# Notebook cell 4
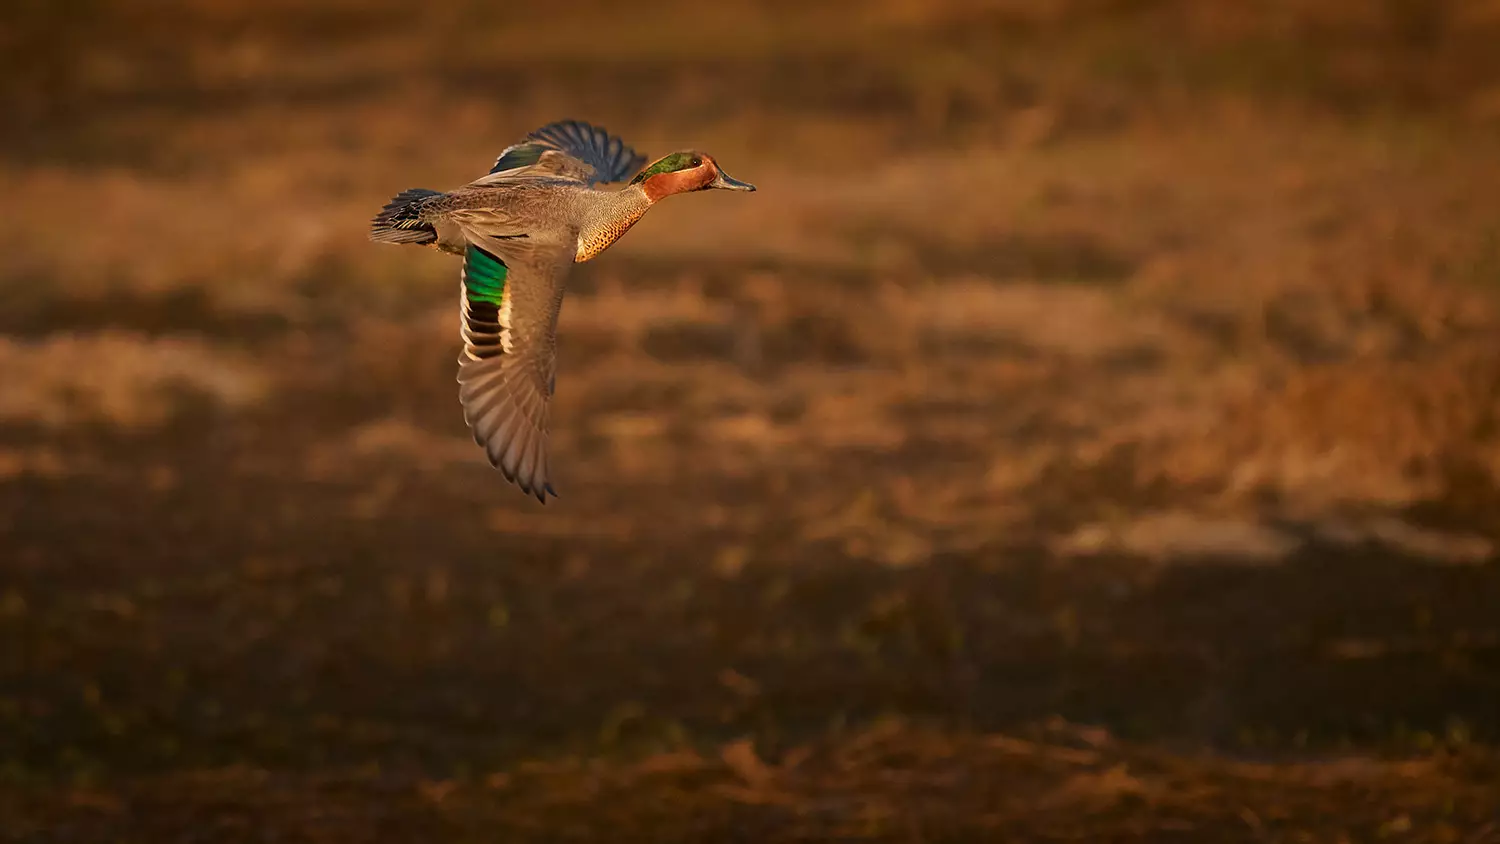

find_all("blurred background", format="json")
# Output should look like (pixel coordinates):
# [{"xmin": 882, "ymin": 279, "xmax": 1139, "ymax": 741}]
[{"xmin": 4, "ymin": 0, "xmax": 1500, "ymax": 840}]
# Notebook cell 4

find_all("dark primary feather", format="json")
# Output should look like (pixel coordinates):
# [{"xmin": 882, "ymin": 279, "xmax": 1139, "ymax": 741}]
[{"xmin": 489, "ymin": 120, "xmax": 646, "ymax": 185}]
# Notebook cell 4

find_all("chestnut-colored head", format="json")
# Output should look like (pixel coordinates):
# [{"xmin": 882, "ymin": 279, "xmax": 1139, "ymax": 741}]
[{"xmin": 629, "ymin": 151, "xmax": 756, "ymax": 202}]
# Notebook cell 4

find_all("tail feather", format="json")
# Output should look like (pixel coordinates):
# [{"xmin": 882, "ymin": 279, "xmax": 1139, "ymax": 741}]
[{"xmin": 370, "ymin": 188, "xmax": 442, "ymax": 245}]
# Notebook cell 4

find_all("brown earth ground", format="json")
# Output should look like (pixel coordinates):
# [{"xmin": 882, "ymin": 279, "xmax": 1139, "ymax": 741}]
[{"xmin": 4, "ymin": 1, "xmax": 1500, "ymax": 841}]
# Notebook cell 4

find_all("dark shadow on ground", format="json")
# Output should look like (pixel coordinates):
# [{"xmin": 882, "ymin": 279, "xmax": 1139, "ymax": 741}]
[{"xmin": 3, "ymin": 408, "xmax": 1497, "ymax": 784}]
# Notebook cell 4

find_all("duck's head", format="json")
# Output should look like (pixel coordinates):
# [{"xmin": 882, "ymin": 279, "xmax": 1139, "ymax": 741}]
[{"xmin": 630, "ymin": 151, "xmax": 756, "ymax": 201}]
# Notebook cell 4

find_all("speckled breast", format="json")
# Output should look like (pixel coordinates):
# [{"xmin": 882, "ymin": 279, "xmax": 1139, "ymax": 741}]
[{"xmin": 574, "ymin": 206, "xmax": 650, "ymax": 263}]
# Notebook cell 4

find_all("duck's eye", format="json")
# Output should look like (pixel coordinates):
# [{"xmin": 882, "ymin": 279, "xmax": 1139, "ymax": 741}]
[{"xmin": 690, "ymin": 157, "xmax": 702, "ymax": 167}]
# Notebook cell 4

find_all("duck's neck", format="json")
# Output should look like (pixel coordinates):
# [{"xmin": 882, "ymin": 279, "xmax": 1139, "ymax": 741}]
[{"xmin": 574, "ymin": 184, "xmax": 657, "ymax": 263}]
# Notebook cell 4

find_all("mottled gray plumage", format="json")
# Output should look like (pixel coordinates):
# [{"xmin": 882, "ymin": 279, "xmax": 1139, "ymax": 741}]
[{"xmin": 369, "ymin": 120, "xmax": 755, "ymax": 502}]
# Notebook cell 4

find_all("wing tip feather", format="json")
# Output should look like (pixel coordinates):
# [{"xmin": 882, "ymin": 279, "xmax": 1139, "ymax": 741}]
[{"xmin": 460, "ymin": 359, "xmax": 558, "ymax": 503}]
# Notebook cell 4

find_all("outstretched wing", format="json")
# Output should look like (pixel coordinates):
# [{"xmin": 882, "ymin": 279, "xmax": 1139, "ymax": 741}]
[
  {"xmin": 480, "ymin": 120, "xmax": 646, "ymax": 186},
  {"xmin": 455, "ymin": 236, "xmax": 573, "ymax": 502}
]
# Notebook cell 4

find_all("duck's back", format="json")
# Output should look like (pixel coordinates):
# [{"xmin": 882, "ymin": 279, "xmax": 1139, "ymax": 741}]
[{"xmin": 420, "ymin": 178, "xmax": 599, "ymax": 253}]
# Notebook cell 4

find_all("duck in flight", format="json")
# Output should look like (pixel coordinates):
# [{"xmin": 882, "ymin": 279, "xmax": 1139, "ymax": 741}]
[{"xmin": 369, "ymin": 120, "xmax": 756, "ymax": 502}]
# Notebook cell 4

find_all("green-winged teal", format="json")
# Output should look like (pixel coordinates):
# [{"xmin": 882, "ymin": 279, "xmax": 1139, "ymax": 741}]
[{"xmin": 369, "ymin": 120, "xmax": 755, "ymax": 502}]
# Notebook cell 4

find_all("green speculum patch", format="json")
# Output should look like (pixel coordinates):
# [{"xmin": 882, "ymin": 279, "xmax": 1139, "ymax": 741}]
[
  {"xmin": 490, "ymin": 143, "xmax": 547, "ymax": 174},
  {"xmin": 463, "ymin": 245, "xmax": 508, "ymax": 358},
  {"xmin": 464, "ymin": 245, "xmax": 508, "ymax": 305}
]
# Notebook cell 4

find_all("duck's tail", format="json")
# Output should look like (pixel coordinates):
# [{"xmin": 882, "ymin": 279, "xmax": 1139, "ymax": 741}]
[{"xmin": 369, "ymin": 188, "xmax": 443, "ymax": 245}]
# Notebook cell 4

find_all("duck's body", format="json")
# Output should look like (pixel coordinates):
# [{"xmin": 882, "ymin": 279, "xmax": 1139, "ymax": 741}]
[
  {"xmin": 369, "ymin": 120, "xmax": 755, "ymax": 502},
  {"xmin": 403, "ymin": 177, "xmax": 655, "ymax": 262}
]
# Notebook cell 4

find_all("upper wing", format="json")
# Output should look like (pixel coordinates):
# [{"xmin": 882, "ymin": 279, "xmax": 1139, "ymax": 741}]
[
  {"xmin": 477, "ymin": 120, "xmax": 646, "ymax": 187},
  {"xmin": 454, "ymin": 234, "xmax": 573, "ymax": 502}
]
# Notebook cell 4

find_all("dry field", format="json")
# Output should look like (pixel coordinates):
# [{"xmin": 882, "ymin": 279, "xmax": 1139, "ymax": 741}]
[{"xmin": 4, "ymin": 1, "xmax": 1500, "ymax": 840}]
